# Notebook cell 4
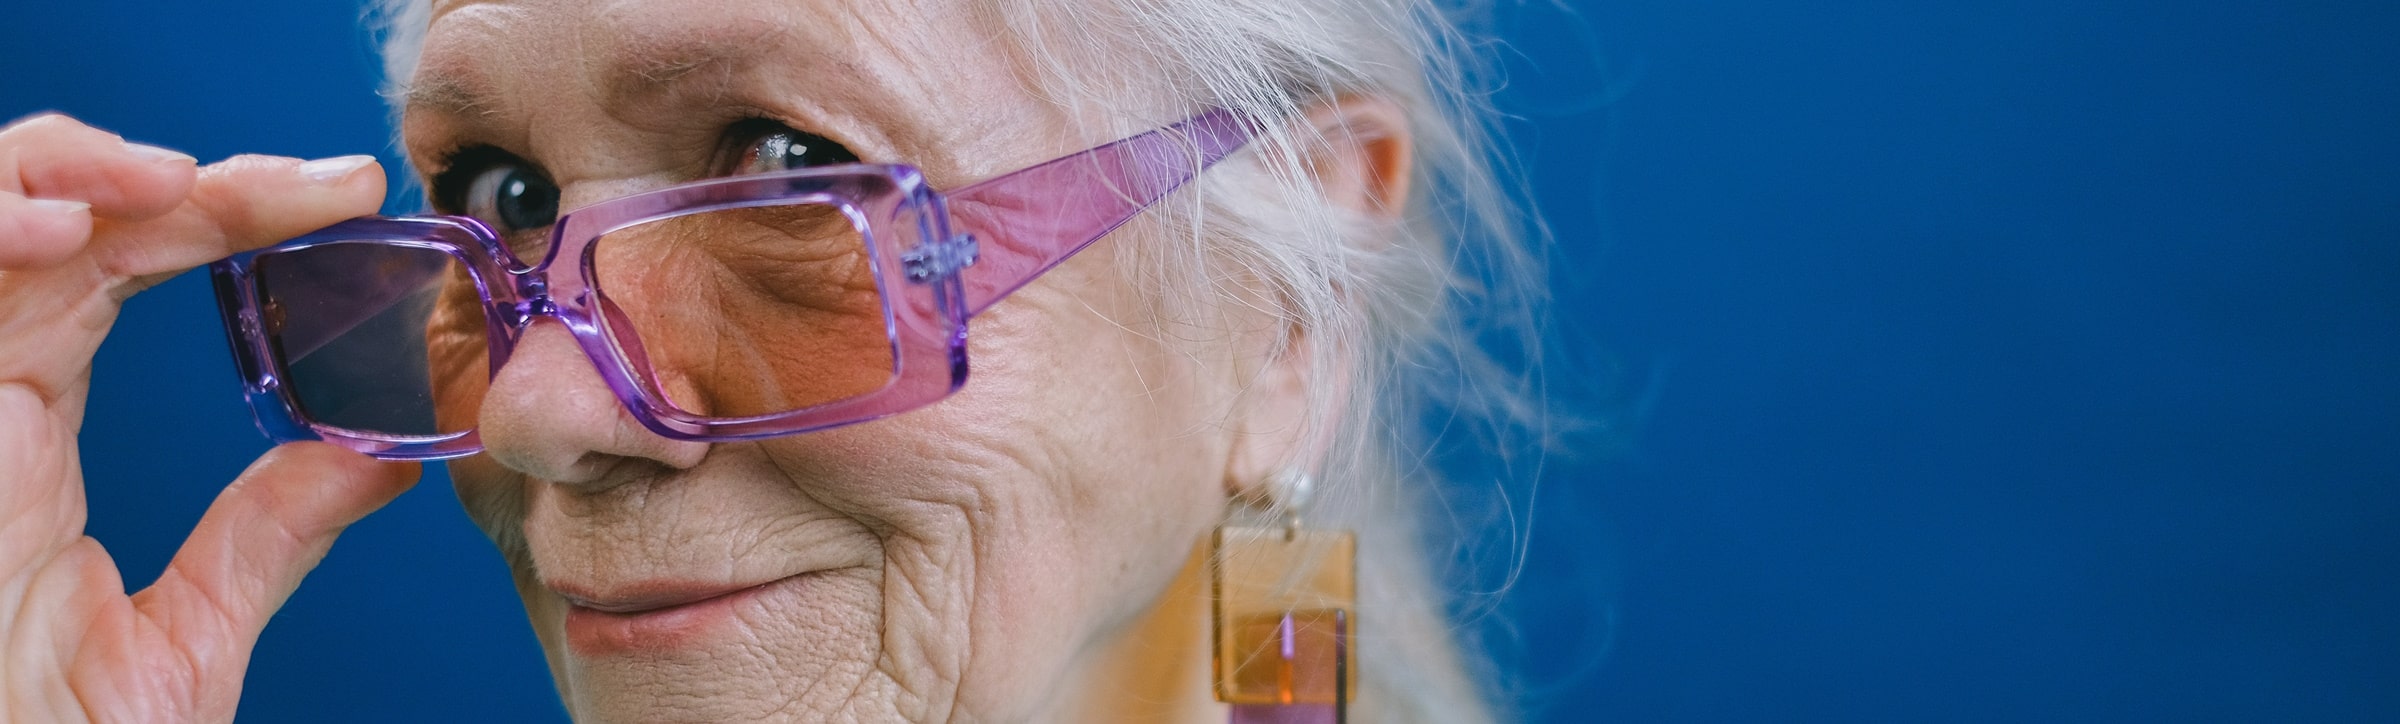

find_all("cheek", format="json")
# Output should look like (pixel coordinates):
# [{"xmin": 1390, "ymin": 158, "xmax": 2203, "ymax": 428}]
[
  {"xmin": 592, "ymin": 209, "xmax": 894, "ymax": 418},
  {"xmin": 428, "ymin": 273, "xmax": 491, "ymax": 431},
  {"xmin": 783, "ymin": 248, "xmax": 1234, "ymax": 714},
  {"xmin": 423, "ymin": 283, "xmax": 523, "ymax": 541}
]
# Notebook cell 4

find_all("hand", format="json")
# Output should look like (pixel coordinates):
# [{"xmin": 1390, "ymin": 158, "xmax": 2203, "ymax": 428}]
[{"xmin": 0, "ymin": 113, "xmax": 420, "ymax": 722}]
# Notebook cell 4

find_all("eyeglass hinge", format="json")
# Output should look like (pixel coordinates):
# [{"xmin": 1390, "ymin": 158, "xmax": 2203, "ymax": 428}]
[{"xmin": 903, "ymin": 233, "xmax": 980, "ymax": 283}]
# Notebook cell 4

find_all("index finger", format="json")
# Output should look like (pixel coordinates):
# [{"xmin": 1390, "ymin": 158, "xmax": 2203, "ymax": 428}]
[
  {"xmin": 94, "ymin": 153, "xmax": 387, "ymax": 291},
  {"xmin": 0, "ymin": 113, "xmax": 201, "ymax": 221}
]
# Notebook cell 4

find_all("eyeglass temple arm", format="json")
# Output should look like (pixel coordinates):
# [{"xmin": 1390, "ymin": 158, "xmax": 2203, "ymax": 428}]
[{"xmin": 943, "ymin": 107, "xmax": 1259, "ymax": 317}]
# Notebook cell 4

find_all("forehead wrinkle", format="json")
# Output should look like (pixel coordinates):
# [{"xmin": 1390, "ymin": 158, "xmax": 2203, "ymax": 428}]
[
  {"xmin": 405, "ymin": 0, "xmax": 545, "ymax": 153},
  {"xmin": 409, "ymin": 0, "xmax": 1009, "ymax": 184},
  {"xmin": 586, "ymin": 10, "xmax": 791, "ymax": 118}
]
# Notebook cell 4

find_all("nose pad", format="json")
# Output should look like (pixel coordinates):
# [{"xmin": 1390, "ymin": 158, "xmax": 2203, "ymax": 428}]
[{"xmin": 476, "ymin": 319, "xmax": 709, "ymax": 488}]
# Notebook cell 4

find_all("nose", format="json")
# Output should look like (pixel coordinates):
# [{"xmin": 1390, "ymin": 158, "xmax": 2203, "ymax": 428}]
[{"xmin": 477, "ymin": 319, "xmax": 709, "ymax": 487}]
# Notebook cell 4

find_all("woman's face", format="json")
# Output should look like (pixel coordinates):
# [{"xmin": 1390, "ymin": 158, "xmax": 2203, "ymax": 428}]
[{"xmin": 403, "ymin": 0, "xmax": 1268, "ymax": 720}]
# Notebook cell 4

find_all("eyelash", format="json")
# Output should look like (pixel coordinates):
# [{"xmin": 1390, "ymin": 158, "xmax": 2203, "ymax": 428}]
[
  {"xmin": 426, "ymin": 145, "xmax": 523, "ymax": 215},
  {"xmin": 719, "ymin": 118, "xmax": 860, "ymax": 173},
  {"xmin": 423, "ymin": 119, "xmax": 849, "ymax": 215}
]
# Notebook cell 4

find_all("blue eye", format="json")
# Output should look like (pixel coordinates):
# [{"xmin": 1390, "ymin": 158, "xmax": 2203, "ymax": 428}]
[
  {"xmin": 463, "ymin": 163, "xmax": 560, "ymax": 233},
  {"xmin": 738, "ymin": 124, "xmax": 859, "ymax": 174}
]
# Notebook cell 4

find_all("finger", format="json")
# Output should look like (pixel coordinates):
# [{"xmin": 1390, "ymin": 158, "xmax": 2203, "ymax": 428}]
[
  {"xmin": 0, "ymin": 383, "xmax": 79, "ymax": 571},
  {"xmin": 0, "ymin": 191, "xmax": 94, "ymax": 269},
  {"xmin": 95, "ymin": 153, "xmax": 385, "ymax": 288},
  {"xmin": 130, "ymin": 442, "xmax": 418, "ymax": 701},
  {"xmin": 0, "ymin": 113, "xmax": 198, "ymax": 220}
]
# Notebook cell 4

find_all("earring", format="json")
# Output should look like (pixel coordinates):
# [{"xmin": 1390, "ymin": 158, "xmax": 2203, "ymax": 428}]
[{"xmin": 1211, "ymin": 471, "xmax": 1357, "ymax": 724}]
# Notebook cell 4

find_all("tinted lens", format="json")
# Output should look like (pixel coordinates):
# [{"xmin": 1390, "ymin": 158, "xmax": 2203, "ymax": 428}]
[
  {"xmin": 592, "ymin": 201, "xmax": 898, "ymax": 420},
  {"xmin": 252, "ymin": 242, "xmax": 487, "ymax": 437}
]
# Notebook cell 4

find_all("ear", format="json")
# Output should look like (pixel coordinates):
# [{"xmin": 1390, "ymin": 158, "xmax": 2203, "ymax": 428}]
[
  {"xmin": 1223, "ymin": 331, "xmax": 1344, "ymax": 500},
  {"xmin": 1301, "ymin": 94, "xmax": 1414, "ymax": 220},
  {"xmin": 1221, "ymin": 95, "xmax": 1411, "ymax": 497}
]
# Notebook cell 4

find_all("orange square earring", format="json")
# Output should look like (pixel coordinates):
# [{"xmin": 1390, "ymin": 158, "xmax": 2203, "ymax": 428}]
[{"xmin": 1212, "ymin": 471, "xmax": 1356, "ymax": 724}]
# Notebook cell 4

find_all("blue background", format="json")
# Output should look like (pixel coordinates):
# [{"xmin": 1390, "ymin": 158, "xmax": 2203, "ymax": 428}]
[{"xmin": 5, "ymin": 1, "xmax": 2396, "ymax": 721}]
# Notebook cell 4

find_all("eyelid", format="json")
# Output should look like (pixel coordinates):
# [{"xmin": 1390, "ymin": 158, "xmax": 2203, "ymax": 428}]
[
  {"xmin": 427, "ymin": 145, "xmax": 537, "ymax": 214},
  {"xmin": 425, "ymin": 120, "xmax": 852, "ymax": 205},
  {"xmin": 717, "ymin": 118, "xmax": 790, "ymax": 175},
  {"xmin": 718, "ymin": 118, "xmax": 858, "ymax": 176}
]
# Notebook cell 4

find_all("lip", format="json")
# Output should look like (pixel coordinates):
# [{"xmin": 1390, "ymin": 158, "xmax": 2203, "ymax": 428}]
[
  {"xmin": 555, "ymin": 574, "xmax": 809, "ymax": 655},
  {"xmin": 556, "ymin": 579, "xmax": 780, "ymax": 614}
]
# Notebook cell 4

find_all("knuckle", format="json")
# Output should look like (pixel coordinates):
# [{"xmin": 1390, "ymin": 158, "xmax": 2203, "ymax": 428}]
[
  {"xmin": 187, "ymin": 179, "xmax": 265, "ymax": 239},
  {"xmin": 5, "ymin": 111, "xmax": 71, "ymax": 132},
  {"xmin": 3, "ymin": 112, "xmax": 112, "ymax": 144}
]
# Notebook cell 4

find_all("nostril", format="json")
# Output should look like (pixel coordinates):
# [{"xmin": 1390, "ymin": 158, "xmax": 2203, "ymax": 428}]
[
  {"xmin": 489, "ymin": 448, "xmax": 626, "ymax": 490},
  {"xmin": 496, "ymin": 447, "xmax": 699, "ymax": 494}
]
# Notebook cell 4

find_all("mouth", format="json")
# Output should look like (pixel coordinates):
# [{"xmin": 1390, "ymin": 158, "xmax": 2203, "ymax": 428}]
[
  {"xmin": 557, "ymin": 579, "xmax": 786, "ymax": 614},
  {"xmin": 552, "ymin": 574, "xmax": 814, "ymax": 655}
]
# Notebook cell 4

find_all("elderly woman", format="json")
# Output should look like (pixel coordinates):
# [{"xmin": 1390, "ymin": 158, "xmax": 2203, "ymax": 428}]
[{"xmin": 0, "ymin": 0, "xmax": 1541, "ymax": 720}]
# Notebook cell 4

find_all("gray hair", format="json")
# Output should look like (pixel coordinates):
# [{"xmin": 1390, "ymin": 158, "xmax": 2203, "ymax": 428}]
[{"xmin": 372, "ymin": 0, "xmax": 1546, "ymax": 721}]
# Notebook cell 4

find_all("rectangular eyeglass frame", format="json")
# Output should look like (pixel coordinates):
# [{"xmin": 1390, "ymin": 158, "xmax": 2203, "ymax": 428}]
[{"xmin": 209, "ymin": 108, "xmax": 1259, "ymax": 460}]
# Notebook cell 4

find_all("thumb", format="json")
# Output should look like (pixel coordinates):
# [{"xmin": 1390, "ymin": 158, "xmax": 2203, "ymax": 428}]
[{"xmin": 127, "ymin": 442, "xmax": 419, "ymax": 716}]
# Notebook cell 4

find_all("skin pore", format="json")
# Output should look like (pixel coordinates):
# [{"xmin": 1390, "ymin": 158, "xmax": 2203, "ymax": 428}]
[{"xmin": 402, "ymin": 0, "xmax": 1410, "ymax": 721}]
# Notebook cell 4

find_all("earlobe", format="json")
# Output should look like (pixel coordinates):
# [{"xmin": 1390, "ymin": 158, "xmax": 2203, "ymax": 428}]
[
  {"xmin": 1218, "ymin": 97, "xmax": 1402, "ymax": 498},
  {"xmin": 1224, "ymin": 333, "xmax": 1315, "ymax": 498},
  {"xmin": 1301, "ymin": 95, "xmax": 1415, "ymax": 219},
  {"xmin": 1222, "ymin": 332, "xmax": 1353, "ymax": 502}
]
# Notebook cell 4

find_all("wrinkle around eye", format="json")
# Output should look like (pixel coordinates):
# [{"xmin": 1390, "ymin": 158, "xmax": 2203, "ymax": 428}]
[
  {"xmin": 426, "ymin": 266, "xmax": 494, "ymax": 435},
  {"xmin": 605, "ymin": 204, "xmax": 879, "ymax": 310}
]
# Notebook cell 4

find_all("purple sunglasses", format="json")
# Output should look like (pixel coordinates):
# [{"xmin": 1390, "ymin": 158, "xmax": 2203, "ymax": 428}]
[{"xmin": 210, "ymin": 108, "xmax": 1259, "ymax": 460}]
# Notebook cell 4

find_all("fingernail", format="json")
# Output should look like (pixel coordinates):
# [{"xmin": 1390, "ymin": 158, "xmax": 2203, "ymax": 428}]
[
  {"xmin": 298, "ymin": 154, "xmax": 378, "ymax": 184},
  {"xmin": 29, "ymin": 198, "xmax": 91, "ymax": 215},
  {"xmin": 123, "ymin": 141, "xmax": 197, "ymax": 165}
]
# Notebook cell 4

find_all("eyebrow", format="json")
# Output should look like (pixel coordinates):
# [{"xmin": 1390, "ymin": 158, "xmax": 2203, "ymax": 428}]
[{"xmin": 403, "ymin": 72, "xmax": 495, "ymax": 118}]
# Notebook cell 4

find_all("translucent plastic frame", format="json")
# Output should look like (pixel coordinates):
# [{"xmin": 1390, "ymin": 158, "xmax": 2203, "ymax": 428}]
[{"xmin": 211, "ymin": 108, "xmax": 1258, "ymax": 460}]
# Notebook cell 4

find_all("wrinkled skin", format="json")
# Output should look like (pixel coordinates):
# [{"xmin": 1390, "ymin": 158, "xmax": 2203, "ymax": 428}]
[
  {"xmin": 0, "ymin": 0, "xmax": 1410, "ymax": 720},
  {"xmin": 0, "ymin": 114, "xmax": 418, "ymax": 722},
  {"xmin": 409, "ymin": 0, "xmax": 1267, "ymax": 721}
]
